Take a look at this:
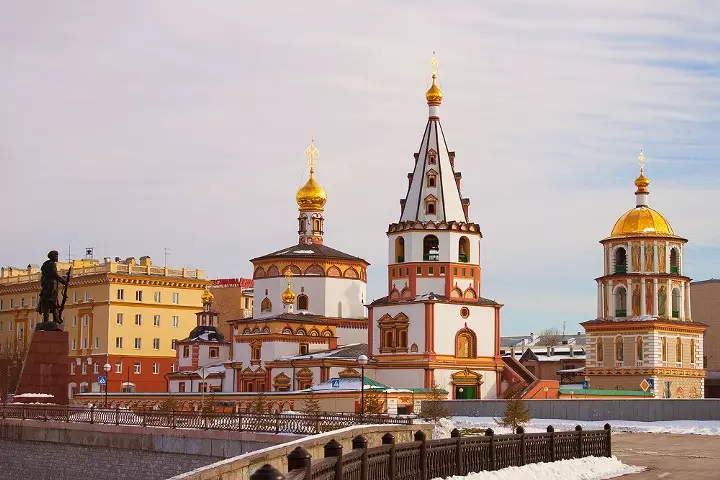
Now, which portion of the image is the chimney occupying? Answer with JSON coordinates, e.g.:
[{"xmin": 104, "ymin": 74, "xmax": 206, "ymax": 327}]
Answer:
[
  {"xmin": 569, "ymin": 345, "xmax": 575, "ymax": 357},
  {"xmin": 140, "ymin": 256, "xmax": 152, "ymax": 267},
  {"xmin": 510, "ymin": 346, "xmax": 516, "ymax": 357},
  {"xmin": 407, "ymin": 173, "xmax": 413, "ymax": 188},
  {"xmin": 547, "ymin": 346, "xmax": 552, "ymax": 357},
  {"xmin": 449, "ymin": 151, "xmax": 456, "ymax": 169},
  {"xmin": 455, "ymin": 172, "xmax": 462, "ymax": 190},
  {"xmin": 530, "ymin": 332, "xmax": 537, "ymax": 342},
  {"xmin": 461, "ymin": 198, "xmax": 470, "ymax": 219}
]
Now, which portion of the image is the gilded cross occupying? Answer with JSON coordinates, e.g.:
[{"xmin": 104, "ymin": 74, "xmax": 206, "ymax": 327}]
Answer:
[
  {"xmin": 430, "ymin": 51, "xmax": 438, "ymax": 77},
  {"xmin": 638, "ymin": 149, "xmax": 646, "ymax": 175},
  {"xmin": 305, "ymin": 136, "xmax": 320, "ymax": 173},
  {"xmin": 285, "ymin": 269, "xmax": 293, "ymax": 287}
]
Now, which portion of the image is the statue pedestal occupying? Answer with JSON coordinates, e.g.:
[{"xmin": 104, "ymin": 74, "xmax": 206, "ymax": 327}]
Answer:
[{"xmin": 15, "ymin": 329, "xmax": 70, "ymax": 405}]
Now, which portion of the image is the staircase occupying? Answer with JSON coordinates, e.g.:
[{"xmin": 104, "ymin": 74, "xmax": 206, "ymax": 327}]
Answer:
[{"xmin": 501, "ymin": 356, "xmax": 559, "ymax": 399}]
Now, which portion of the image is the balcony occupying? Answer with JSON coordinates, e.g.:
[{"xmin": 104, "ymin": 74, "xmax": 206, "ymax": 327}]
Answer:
[
  {"xmin": 615, "ymin": 309, "xmax": 627, "ymax": 317},
  {"xmin": 672, "ymin": 310, "xmax": 680, "ymax": 319},
  {"xmin": 423, "ymin": 254, "xmax": 439, "ymax": 261},
  {"xmin": 614, "ymin": 264, "xmax": 627, "ymax": 274},
  {"xmin": 458, "ymin": 254, "xmax": 468, "ymax": 263},
  {"xmin": 396, "ymin": 256, "xmax": 404, "ymax": 263},
  {"xmin": 670, "ymin": 266, "xmax": 680, "ymax": 274}
]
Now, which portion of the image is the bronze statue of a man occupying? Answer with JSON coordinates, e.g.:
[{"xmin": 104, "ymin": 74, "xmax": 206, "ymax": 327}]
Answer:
[{"xmin": 37, "ymin": 250, "xmax": 68, "ymax": 323}]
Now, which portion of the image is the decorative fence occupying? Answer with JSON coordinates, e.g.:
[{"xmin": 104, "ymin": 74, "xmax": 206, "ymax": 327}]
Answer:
[
  {"xmin": 253, "ymin": 425, "xmax": 612, "ymax": 480},
  {"xmin": 0, "ymin": 404, "xmax": 411, "ymax": 435}
]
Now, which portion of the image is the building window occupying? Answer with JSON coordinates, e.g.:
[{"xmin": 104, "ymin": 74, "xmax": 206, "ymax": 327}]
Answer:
[
  {"xmin": 115, "ymin": 362, "xmax": 122, "ymax": 373},
  {"xmin": 455, "ymin": 328, "xmax": 477, "ymax": 358},
  {"xmin": 425, "ymin": 197, "xmax": 437, "ymax": 215},
  {"xmin": 423, "ymin": 235, "xmax": 439, "ymax": 261},
  {"xmin": 209, "ymin": 347, "xmax": 219, "ymax": 358},
  {"xmin": 84, "ymin": 291, "xmax": 89, "ymax": 302},
  {"xmin": 71, "ymin": 339, "xmax": 76, "ymax": 350},
  {"xmin": 261, "ymin": 297, "xmax": 272, "ymax": 312},
  {"xmin": 117, "ymin": 289, "xmax": 124, "ymax": 300},
  {"xmin": 31, "ymin": 296, "xmax": 36, "ymax": 307},
  {"xmin": 171, "ymin": 339, "xmax": 177, "ymax": 349},
  {"xmin": 115, "ymin": 337, "xmax": 123, "ymax": 349},
  {"xmin": 81, "ymin": 338, "xmax": 88, "ymax": 349},
  {"xmin": 614, "ymin": 247, "xmax": 627, "ymax": 273},
  {"xmin": 72, "ymin": 316, "xmax": 77, "ymax": 327},
  {"xmin": 458, "ymin": 236, "xmax": 470, "ymax": 263},
  {"xmin": 691, "ymin": 339, "xmax": 696, "ymax": 364},
  {"xmin": 134, "ymin": 337, "xmax": 141, "ymax": 349},
  {"xmin": 672, "ymin": 288, "xmax": 681, "ymax": 318},
  {"xmin": 297, "ymin": 294, "xmax": 309, "ymax": 310},
  {"xmin": 154, "ymin": 291, "xmax": 161, "ymax": 303},
  {"xmin": 153, "ymin": 315, "xmax": 160, "ymax": 327},
  {"xmin": 251, "ymin": 343, "xmax": 261, "ymax": 361},
  {"xmin": 135, "ymin": 314, "xmax": 142, "ymax": 326},
  {"xmin": 172, "ymin": 292, "xmax": 180, "ymax": 304},
  {"xmin": 153, "ymin": 338, "xmax": 160, "ymax": 350},
  {"xmin": 636, "ymin": 336, "xmax": 643, "ymax": 361},
  {"xmin": 0, "ymin": 299, "xmax": 3, "ymax": 310},
  {"xmin": 615, "ymin": 336, "xmax": 624, "ymax": 362},
  {"xmin": 82, "ymin": 315, "xmax": 89, "ymax": 327},
  {"xmin": 116, "ymin": 313, "xmax": 123, "ymax": 325},
  {"xmin": 72, "ymin": 293, "xmax": 77, "ymax": 304},
  {"xmin": 70, "ymin": 363, "xmax": 76, "ymax": 375},
  {"xmin": 134, "ymin": 362, "xmax": 141, "ymax": 374},
  {"xmin": 136, "ymin": 290, "xmax": 143, "ymax": 302},
  {"xmin": 95, "ymin": 337, "xmax": 100, "ymax": 349},
  {"xmin": 20, "ymin": 297, "xmax": 25, "ymax": 307},
  {"xmin": 171, "ymin": 364, "xmax": 176, "ymax": 373},
  {"xmin": 614, "ymin": 287, "xmax": 627, "ymax": 317},
  {"xmin": 152, "ymin": 363, "xmax": 159, "ymax": 375},
  {"xmin": 313, "ymin": 218, "xmax": 322, "ymax": 232},
  {"xmin": 81, "ymin": 363, "xmax": 87, "ymax": 375},
  {"xmin": 429, "ymin": 266, "xmax": 434, "ymax": 275},
  {"xmin": 596, "ymin": 338, "xmax": 603, "ymax": 362},
  {"xmin": 395, "ymin": 236, "xmax": 405, "ymax": 263},
  {"xmin": 440, "ymin": 266, "xmax": 446, "ymax": 275},
  {"xmin": 93, "ymin": 363, "xmax": 99, "ymax": 375},
  {"xmin": 426, "ymin": 171, "xmax": 437, "ymax": 188},
  {"xmin": 662, "ymin": 337, "xmax": 667, "ymax": 362},
  {"xmin": 299, "ymin": 343, "xmax": 309, "ymax": 355},
  {"xmin": 427, "ymin": 149, "xmax": 437, "ymax": 164},
  {"xmin": 670, "ymin": 248, "xmax": 680, "ymax": 274},
  {"xmin": 676, "ymin": 337, "xmax": 682, "ymax": 364},
  {"xmin": 172, "ymin": 316, "xmax": 179, "ymax": 328},
  {"xmin": 183, "ymin": 345, "xmax": 190, "ymax": 358},
  {"xmin": 178, "ymin": 382, "xmax": 186, "ymax": 392}
]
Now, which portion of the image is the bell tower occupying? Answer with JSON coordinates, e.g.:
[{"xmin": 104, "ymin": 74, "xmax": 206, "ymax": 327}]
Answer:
[{"xmin": 296, "ymin": 138, "xmax": 327, "ymax": 245}]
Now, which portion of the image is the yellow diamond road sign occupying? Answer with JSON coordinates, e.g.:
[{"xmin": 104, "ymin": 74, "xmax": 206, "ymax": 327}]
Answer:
[{"xmin": 640, "ymin": 379, "xmax": 650, "ymax": 391}]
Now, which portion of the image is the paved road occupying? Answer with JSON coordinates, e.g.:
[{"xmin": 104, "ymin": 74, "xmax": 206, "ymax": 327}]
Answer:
[
  {"xmin": 0, "ymin": 439, "xmax": 218, "ymax": 480},
  {"xmin": 614, "ymin": 432, "xmax": 720, "ymax": 479}
]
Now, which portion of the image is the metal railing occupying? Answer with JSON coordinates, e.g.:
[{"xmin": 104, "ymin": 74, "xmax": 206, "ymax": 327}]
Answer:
[
  {"xmin": 0, "ymin": 404, "xmax": 411, "ymax": 435},
  {"xmin": 262, "ymin": 425, "xmax": 612, "ymax": 480},
  {"xmin": 614, "ymin": 264, "xmax": 627, "ymax": 274}
]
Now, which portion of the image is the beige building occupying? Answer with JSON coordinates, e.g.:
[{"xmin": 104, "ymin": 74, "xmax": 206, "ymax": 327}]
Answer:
[
  {"xmin": 0, "ymin": 256, "xmax": 209, "ymax": 395},
  {"xmin": 208, "ymin": 278, "xmax": 254, "ymax": 341},
  {"xmin": 691, "ymin": 279, "xmax": 720, "ymax": 397}
]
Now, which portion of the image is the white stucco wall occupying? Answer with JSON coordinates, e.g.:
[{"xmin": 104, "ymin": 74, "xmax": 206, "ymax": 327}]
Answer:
[
  {"xmin": 371, "ymin": 303, "xmax": 427, "ymax": 355},
  {"xmin": 432, "ymin": 303, "xmax": 495, "ymax": 357},
  {"xmin": 416, "ymin": 277, "xmax": 446, "ymax": 295},
  {"xmin": 336, "ymin": 326, "xmax": 369, "ymax": 345},
  {"xmin": 374, "ymin": 368, "xmax": 425, "ymax": 389},
  {"xmin": 253, "ymin": 276, "xmax": 366, "ymax": 319}
]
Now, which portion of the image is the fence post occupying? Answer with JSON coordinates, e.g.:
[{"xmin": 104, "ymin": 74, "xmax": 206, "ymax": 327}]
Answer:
[
  {"xmin": 288, "ymin": 445, "xmax": 312, "ymax": 480},
  {"xmin": 517, "ymin": 426, "xmax": 526, "ymax": 466},
  {"xmin": 43, "ymin": 406, "xmax": 47, "ymax": 422},
  {"xmin": 315, "ymin": 415, "xmax": 320, "ymax": 435},
  {"xmin": 353, "ymin": 435, "xmax": 368, "ymax": 480},
  {"xmin": 604, "ymin": 423, "xmax": 612, "ymax": 457},
  {"xmin": 382, "ymin": 432, "xmax": 396, "ymax": 480},
  {"xmin": 22, "ymin": 406, "xmax": 26, "ymax": 421},
  {"xmin": 324, "ymin": 439, "xmax": 343, "ymax": 480},
  {"xmin": 547, "ymin": 426, "xmax": 555, "ymax": 462},
  {"xmin": 485, "ymin": 428, "xmax": 496, "ymax": 471},
  {"xmin": 171, "ymin": 408, "xmax": 176, "ymax": 429},
  {"xmin": 275, "ymin": 411, "xmax": 281, "ymax": 434},
  {"xmin": 143, "ymin": 409, "xmax": 147, "ymax": 428},
  {"xmin": 251, "ymin": 464, "xmax": 285, "ymax": 480},
  {"xmin": 66, "ymin": 405, "xmax": 69, "ymax": 423},
  {"xmin": 90, "ymin": 405, "xmax": 94, "ymax": 424},
  {"xmin": 415, "ymin": 431, "xmax": 427, "ymax": 480},
  {"xmin": 575, "ymin": 425, "xmax": 583, "ymax": 458},
  {"xmin": 451, "ymin": 428, "xmax": 463, "ymax": 475}
]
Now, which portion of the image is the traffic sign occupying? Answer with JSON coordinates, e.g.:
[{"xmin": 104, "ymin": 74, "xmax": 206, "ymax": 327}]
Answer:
[
  {"xmin": 581, "ymin": 380, "xmax": 589, "ymax": 390},
  {"xmin": 331, "ymin": 379, "xmax": 340, "ymax": 388},
  {"xmin": 98, "ymin": 376, "xmax": 107, "ymax": 385},
  {"xmin": 640, "ymin": 378, "xmax": 654, "ymax": 392}
]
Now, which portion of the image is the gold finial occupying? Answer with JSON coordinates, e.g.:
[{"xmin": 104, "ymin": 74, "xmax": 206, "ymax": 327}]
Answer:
[
  {"xmin": 638, "ymin": 149, "xmax": 646, "ymax": 175},
  {"xmin": 201, "ymin": 287, "xmax": 214, "ymax": 305},
  {"xmin": 305, "ymin": 136, "xmax": 320, "ymax": 174},
  {"xmin": 426, "ymin": 51, "xmax": 443, "ymax": 106},
  {"xmin": 634, "ymin": 149, "xmax": 650, "ymax": 194},
  {"xmin": 281, "ymin": 269, "xmax": 296, "ymax": 304}
]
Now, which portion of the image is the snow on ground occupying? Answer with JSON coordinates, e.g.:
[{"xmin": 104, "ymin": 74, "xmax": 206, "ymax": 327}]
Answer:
[
  {"xmin": 432, "ymin": 417, "xmax": 720, "ymax": 438},
  {"xmin": 435, "ymin": 456, "xmax": 644, "ymax": 480}
]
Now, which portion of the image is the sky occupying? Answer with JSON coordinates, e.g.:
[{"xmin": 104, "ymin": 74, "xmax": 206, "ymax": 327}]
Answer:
[{"xmin": 2, "ymin": 1, "xmax": 719, "ymax": 336}]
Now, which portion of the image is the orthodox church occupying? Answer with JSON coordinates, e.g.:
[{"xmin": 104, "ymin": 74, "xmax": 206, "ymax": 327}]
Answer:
[
  {"xmin": 365, "ymin": 64, "xmax": 503, "ymax": 399},
  {"xmin": 581, "ymin": 153, "xmax": 707, "ymax": 397}
]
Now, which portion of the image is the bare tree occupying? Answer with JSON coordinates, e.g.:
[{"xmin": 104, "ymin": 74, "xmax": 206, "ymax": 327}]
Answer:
[
  {"xmin": 536, "ymin": 328, "xmax": 563, "ymax": 347},
  {"xmin": 0, "ymin": 341, "xmax": 26, "ymax": 402}
]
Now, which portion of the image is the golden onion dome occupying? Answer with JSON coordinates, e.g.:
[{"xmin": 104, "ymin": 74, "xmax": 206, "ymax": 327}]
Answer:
[
  {"xmin": 296, "ymin": 170, "xmax": 327, "ymax": 211},
  {"xmin": 201, "ymin": 288, "xmax": 214, "ymax": 305},
  {"xmin": 281, "ymin": 270, "xmax": 296, "ymax": 304},
  {"xmin": 426, "ymin": 73, "xmax": 443, "ymax": 105},
  {"xmin": 634, "ymin": 173, "xmax": 650, "ymax": 193},
  {"xmin": 609, "ymin": 206, "xmax": 674, "ymax": 237}
]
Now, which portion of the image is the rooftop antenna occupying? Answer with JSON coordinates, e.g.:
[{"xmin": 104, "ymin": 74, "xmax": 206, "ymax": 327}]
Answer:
[
  {"xmin": 164, "ymin": 247, "xmax": 169, "ymax": 268},
  {"xmin": 562, "ymin": 321, "xmax": 566, "ymax": 337},
  {"xmin": 67, "ymin": 244, "xmax": 72, "ymax": 262}
]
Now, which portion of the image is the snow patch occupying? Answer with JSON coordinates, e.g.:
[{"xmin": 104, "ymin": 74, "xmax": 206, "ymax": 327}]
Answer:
[
  {"xmin": 292, "ymin": 250, "xmax": 315, "ymax": 254},
  {"xmin": 435, "ymin": 456, "xmax": 644, "ymax": 480}
]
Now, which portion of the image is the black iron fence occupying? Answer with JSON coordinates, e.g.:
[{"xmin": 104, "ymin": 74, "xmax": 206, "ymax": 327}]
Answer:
[
  {"xmin": 0, "ymin": 404, "xmax": 411, "ymax": 435},
  {"xmin": 254, "ymin": 425, "xmax": 612, "ymax": 480}
]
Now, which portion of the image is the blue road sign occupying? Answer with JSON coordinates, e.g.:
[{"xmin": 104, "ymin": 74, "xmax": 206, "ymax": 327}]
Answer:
[
  {"xmin": 331, "ymin": 379, "xmax": 340, "ymax": 388},
  {"xmin": 581, "ymin": 380, "xmax": 589, "ymax": 390},
  {"xmin": 645, "ymin": 378, "xmax": 654, "ymax": 390},
  {"xmin": 98, "ymin": 376, "xmax": 107, "ymax": 385}
]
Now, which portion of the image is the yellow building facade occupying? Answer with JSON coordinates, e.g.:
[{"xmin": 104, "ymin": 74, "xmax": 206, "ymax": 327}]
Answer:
[{"xmin": 0, "ymin": 256, "xmax": 209, "ymax": 395}]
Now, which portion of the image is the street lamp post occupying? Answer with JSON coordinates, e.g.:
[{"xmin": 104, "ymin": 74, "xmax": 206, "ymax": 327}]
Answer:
[
  {"xmin": 103, "ymin": 362, "xmax": 111, "ymax": 408},
  {"xmin": 357, "ymin": 354, "xmax": 368, "ymax": 414},
  {"xmin": 544, "ymin": 386, "xmax": 549, "ymax": 399}
]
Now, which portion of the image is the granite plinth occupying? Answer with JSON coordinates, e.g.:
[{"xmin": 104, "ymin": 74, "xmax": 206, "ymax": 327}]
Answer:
[{"xmin": 15, "ymin": 330, "xmax": 70, "ymax": 405}]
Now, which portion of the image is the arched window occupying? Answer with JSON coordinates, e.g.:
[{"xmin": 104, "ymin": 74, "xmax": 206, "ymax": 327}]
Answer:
[
  {"xmin": 298, "ymin": 215, "xmax": 307, "ymax": 234},
  {"xmin": 670, "ymin": 248, "xmax": 679, "ymax": 274},
  {"xmin": 395, "ymin": 237, "xmax": 405, "ymax": 263},
  {"xmin": 426, "ymin": 170, "xmax": 437, "ymax": 188},
  {"xmin": 615, "ymin": 336, "xmax": 624, "ymax": 362},
  {"xmin": 313, "ymin": 218, "xmax": 322, "ymax": 232},
  {"xmin": 253, "ymin": 327, "xmax": 261, "ymax": 334},
  {"xmin": 455, "ymin": 328, "xmax": 477, "ymax": 358},
  {"xmin": 297, "ymin": 294, "xmax": 309, "ymax": 310},
  {"xmin": 262, "ymin": 327, "xmax": 271, "ymax": 334},
  {"xmin": 614, "ymin": 247, "xmax": 627, "ymax": 273},
  {"xmin": 322, "ymin": 329, "xmax": 332, "ymax": 337},
  {"xmin": 596, "ymin": 338, "xmax": 604, "ymax": 362},
  {"xmin": 614, "ymin": 286, "xmax": 627, "ymax": 317},
  {"xmin": 260, "ymin": 297, "xmax": 272, "ymax": 312},
  {"xmin": 243, "ymin": 328, "xmax": 252, "ymax": 335},
  {"xmin": 458, "ymin": 236, "xmax": 470, "ymax": 263},
  {"xmin": 309, "ymin": 329, "xmax": 319, "ymax": 337},
  {"xmin": 384, "ymin": 330, "xmax": 393, "ymax": 348},
  {"xmin": 662, "ymin": 337, "xmax": 667, "ymax": 362},
  {"xmin": 296, "ymin": 328, "xmax": 307, "ymax": 336},
  {"xmin": 425, "ymin": 195, "xmax": 437, "ymax": 215},
  {"xmin": 399, "ymin": 330, "xmax": 408, "ymax": 348},
  {"xmin": 636, "ymin": 336, "xmax": 644, "ymax": 361},
  {"xmin": 282, "ymin": 327, "xmax": 293, "ymax": 335},
  {"xmin": 690, "ymin": 339, "xmax": 696, "ymax": 364},
  {"xmin": 676, "ymin": 338, "xmax": 682, "ymax": 364},
  {"xmin": 423, "ymin": 235, "xmax": 439, "ymax": 261},
  {"xmin": 671, "ymin": 288, "xmax": 681, "ymax": 318}
]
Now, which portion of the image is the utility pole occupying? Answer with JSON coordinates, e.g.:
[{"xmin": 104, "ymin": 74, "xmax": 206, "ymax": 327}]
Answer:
[{"xmin": 164, "ymin": 248, "xmax": 169, "ymax": 268}]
